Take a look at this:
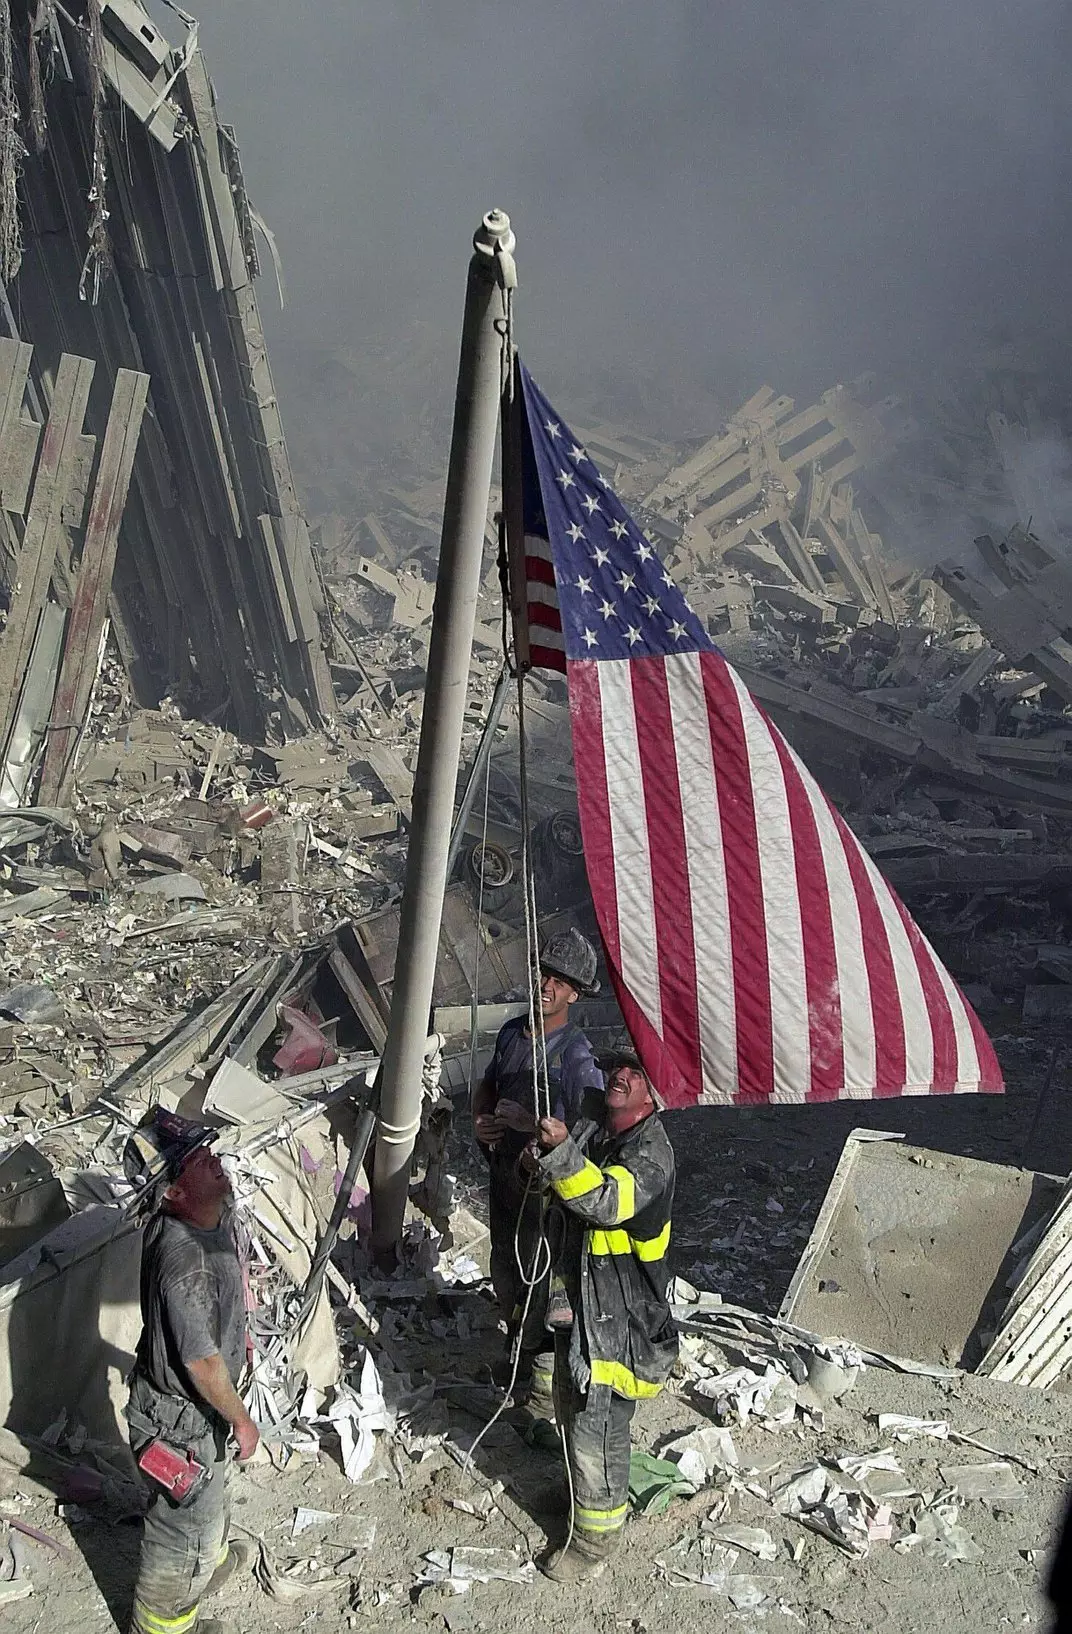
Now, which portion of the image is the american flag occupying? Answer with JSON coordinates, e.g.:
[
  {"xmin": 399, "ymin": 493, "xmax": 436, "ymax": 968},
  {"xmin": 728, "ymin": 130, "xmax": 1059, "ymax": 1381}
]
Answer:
[{"xmin": 509, "ymin": 361, "xmax": 1003, "ymax": 1107}]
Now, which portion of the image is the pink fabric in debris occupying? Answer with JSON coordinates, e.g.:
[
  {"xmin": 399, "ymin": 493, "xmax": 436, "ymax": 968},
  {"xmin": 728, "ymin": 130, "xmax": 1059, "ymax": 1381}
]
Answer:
[{"xmin": 273, "ymin": 1004, "xmax": 338, "ymax": 1073}]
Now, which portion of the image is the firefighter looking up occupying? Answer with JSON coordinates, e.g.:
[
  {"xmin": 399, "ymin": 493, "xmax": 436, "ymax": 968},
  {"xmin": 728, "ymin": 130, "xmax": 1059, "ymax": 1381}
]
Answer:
[
  {"xmin": 535, "ymin": 1051, "xmax": 677, "ymax": 1583},
  {"xmin": 123, "ymin": 1111, "xmax": 258, "ymax": 1634},
  {"xmin": 472, "ymin": 928, "xmax": 604, "ymax": 1412}
]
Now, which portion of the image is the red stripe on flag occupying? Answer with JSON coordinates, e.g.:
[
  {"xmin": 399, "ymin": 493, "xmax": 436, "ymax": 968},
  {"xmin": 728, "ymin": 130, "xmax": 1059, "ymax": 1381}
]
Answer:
[
  {"xmin": 832, "ymin": 804, "xmax": 907, "ymax": 1096},
  {"xmin": 529, "ymin": 643, "xmax": 567, "ymax": 673},
  {"xmin": 527, "ymin": 603, "xmax": 563, "ymax": 631},
  {"xmin": 699, "ymin": 653, "xmax": 774, "ymax": 1104},
  {"xmin": 629, "ymin": 658, "xmax": 702, "ymax": 1091},
  {"xmin": 566, "ymin": 660, "xmax": 620, "ymax": 969},
  {"xmin": 525, "ymin": 555, "xmax": 556, "ymax": 587},
  {"xmin": 769, "ymin": 730, "xmax": 844, "ymax": 1101}
]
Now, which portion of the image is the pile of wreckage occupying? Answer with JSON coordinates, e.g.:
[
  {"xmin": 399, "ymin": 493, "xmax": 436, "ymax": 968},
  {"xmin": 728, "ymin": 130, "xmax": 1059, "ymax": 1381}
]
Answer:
[{"xmin": 5, "ymin": 4, "xmax": 1072, "ymax": 1612}]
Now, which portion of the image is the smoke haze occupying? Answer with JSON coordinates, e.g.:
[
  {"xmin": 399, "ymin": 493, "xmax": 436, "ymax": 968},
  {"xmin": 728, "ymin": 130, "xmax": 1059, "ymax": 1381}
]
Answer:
[{"xmin": 195, "ymin": 2, "xmax": 1072, "ymax": 487}]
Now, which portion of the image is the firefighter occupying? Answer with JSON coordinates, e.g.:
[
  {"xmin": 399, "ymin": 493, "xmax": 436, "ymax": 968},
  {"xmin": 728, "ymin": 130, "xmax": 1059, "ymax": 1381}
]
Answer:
[
  {"xmin": 534, "ymin": 1051, "xmax": 677, "ymax": 1583},
  {"xmin": 472, "ymin": 928, "xmax": 604, "ymax": 1410},
  {"xmin": 122, "ymin": 1110, "xmax": 258, "ymax": 1634}
]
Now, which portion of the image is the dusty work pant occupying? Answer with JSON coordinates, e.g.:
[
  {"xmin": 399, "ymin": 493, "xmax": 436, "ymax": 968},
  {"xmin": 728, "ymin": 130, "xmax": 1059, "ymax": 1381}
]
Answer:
[
  {"xmin": 488, "ymin": 1167, "xmax": 554, "ymax": 1402},
  {"xmin": 131, "ymin": 1424, "xmax": 230, "ymax": 1634},
  {"xmin": 553, "ymin": 1330, "xmax": 636, "ymax": 1540}
]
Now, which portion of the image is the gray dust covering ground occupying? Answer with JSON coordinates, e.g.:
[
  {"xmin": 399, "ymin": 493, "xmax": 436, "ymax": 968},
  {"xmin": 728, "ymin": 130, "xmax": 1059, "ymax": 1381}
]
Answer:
[{"xmin": 1, "ymin": 1025, "xmax": 1070, "ymax": 1633}]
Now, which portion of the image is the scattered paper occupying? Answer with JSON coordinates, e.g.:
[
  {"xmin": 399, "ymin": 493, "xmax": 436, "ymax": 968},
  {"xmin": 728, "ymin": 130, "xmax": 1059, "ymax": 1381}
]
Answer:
[
  {"xmin": 292, "ymin": 1508, "xmax": 339, "ymax": 1538},
  {"xmin": 655, "ymin": 1538, "xmax": 781, "ymax": 1610},
  {"xmin": 662, "ymin": 1425, "xmax": 739, "ymax": 1487},
  {"xmin": 695, "ymin": 1362, "xmax": 800, "ymax": 1429},
  {"xmin": 323, "ymin": 1350, "xmax": 395, "ymax": 1483},
  {"xmin": 877, "ymin": 1414, "xmax": 950, "ymax": 1442},
  {"xmin": 902, "ymin": 1502, "xmax": 983, "ymax": 1564},
  {"xmin": 703, "ymin": 1523, "xmax": 778, "ymax": 1561},
  {"xmin": 833, "ymin": 1447, "xmax": 917, "ymax": 1501},
  {"xmin": 418, "ymin": 1546, "xmax": 535, "ymax": 1591},
  {"xmin": 254, "ymin": 1539, "xmax": 349, "ymax": 1600},
  {"xmin": 939, "ymin": 1462, "xmax": 1025, "ymax": 1506},
  {"xmin": 448, "ymin": 1482, "xmax": 503, "ymax": 1520}
]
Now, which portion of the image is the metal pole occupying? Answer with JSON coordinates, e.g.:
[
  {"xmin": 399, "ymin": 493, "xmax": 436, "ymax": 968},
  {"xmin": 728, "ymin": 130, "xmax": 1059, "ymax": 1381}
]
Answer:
[
  {"xmin": 446, "ymin": 662, "xmax": 512, "ymax": 878},
  {"xmin": 370, "ymin": 209, "xmax": 516, "ymax": 1255}
]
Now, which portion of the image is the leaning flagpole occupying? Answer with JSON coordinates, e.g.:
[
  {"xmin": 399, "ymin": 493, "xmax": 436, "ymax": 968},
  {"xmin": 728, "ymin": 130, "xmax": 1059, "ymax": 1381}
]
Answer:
[{"xmin": 369, "ymin": 209, "xmax": 517, "ymax": 1256}]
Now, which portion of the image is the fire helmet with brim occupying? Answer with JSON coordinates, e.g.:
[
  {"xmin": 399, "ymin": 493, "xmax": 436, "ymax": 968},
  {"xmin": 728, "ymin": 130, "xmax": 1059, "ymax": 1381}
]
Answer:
[
  {"xmin": 123, "ymin": 1108, "xmax": 219, "ymax": 1193},
  {"xmin": 538, "ymin": 927, "xmax": 600, "ymax": 996}
]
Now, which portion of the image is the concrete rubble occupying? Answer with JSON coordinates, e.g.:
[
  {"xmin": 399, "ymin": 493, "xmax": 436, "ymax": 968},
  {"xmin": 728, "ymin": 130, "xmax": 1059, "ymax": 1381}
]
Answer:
[
  {"xmin": 0, "ymin": 352, "xmax": 1070, "ymax": 1622},
  {"xmin": 0, "ymin": 1, "xmax": 1071, "ymax": 1623}
]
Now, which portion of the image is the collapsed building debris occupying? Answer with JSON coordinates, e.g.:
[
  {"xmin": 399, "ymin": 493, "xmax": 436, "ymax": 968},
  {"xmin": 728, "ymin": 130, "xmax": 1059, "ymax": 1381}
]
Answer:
[
  {"xmin": 1, "ymin": 11, "xmax": 1072, "ymax": 1607},
  {"xmin": 6, "ymin": 0, "xmax": 335, "ymax": 741}
]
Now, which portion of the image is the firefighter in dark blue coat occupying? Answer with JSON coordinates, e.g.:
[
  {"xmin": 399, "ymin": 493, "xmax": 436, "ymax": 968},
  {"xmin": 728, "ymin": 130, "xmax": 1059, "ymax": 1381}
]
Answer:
[{"xmin": 472, "ymin": 929, "xmax": 603, "ymax": 1410}]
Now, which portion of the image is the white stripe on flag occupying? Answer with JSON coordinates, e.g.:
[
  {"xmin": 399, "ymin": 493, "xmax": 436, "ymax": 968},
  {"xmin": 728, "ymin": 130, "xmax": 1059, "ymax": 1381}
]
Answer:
[
  {"xmin": 598, "ymin": 660, "xmax": 663, "ymax": 1038},
  {"xmin": 524, "ymin": 533, "xmax": 554, "ymax": 564},
  {"xmin": 665, "ymin": 652, "xmax": 738, "ymax": 1100},
  {"xmin": 857, "ymin": 847, "xmax": 934, "ymax": 1092},
  {"xmin": 931, "ymin": 953, "xmax": 981, "ymax": 1093},
  {"xmin": 530, "ymin": 626, "xmax": 566, "ymax": 651},
  {"xmin": 727, "ymin": 670, "xmax": 811, "ymax": 1104},
  {"xmin": 783, "ymin": 739, "xmax": 877, "ymax": 1095},
  {"xmin": 526, "ymin": 582, "xmax": 560, "ymax": 609}
]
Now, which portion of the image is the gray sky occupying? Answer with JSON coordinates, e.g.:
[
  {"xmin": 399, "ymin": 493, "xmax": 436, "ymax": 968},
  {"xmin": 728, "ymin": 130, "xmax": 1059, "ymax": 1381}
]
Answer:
[{"xmin": 197, "ymin": 1, "xmax": 1072, "ymax": 466}]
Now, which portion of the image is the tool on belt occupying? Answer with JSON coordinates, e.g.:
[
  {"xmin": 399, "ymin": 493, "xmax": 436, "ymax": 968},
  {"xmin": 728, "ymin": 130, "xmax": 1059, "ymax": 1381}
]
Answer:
[{"xmin": 136, "ymin": 1438, "xmax": 210, "ymax": 1507}]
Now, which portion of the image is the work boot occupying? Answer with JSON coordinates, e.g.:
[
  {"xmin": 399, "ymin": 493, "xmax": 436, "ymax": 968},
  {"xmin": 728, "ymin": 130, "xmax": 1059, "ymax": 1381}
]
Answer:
[
  {"xmin": 540, "ymin": 1527, "xmax": 619, "ymax": 1583},
  {"xmin": 205, "ymin": 1540, "xmax": 252, "ymax": 1597}
]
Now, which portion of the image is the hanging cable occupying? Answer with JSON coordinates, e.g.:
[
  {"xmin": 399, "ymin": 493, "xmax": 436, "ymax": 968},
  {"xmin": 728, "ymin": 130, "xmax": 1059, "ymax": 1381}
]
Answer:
[{"xmin": 465, "ymin": 296, "xmax": 575, "ymax": 1558}]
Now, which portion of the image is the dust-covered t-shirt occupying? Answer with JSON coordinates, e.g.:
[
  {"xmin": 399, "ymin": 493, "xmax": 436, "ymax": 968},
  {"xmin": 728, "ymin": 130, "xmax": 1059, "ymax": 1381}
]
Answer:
[{"xmin": 135, "ymin": 1213, "xmax": 246, "ymax": 1401}]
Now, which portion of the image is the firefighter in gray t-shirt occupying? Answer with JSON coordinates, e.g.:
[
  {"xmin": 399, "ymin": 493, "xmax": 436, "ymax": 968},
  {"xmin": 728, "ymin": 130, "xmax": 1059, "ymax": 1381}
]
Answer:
[{"xmin": 123, "ymin": 1111, "xmax": 258, "ymax": 1634}]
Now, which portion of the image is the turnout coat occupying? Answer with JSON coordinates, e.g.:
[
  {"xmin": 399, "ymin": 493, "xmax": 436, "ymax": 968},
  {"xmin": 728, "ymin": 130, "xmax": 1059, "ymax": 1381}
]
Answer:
[{"xmin": 539, "ymin": 1110, "xmax": 678, "ymax": 1398}]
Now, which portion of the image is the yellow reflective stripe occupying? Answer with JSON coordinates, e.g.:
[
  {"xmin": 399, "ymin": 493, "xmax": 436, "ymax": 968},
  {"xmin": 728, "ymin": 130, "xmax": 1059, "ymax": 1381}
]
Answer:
[
  {"xmin": 632, "ymin": 1220, "xmax": 671, "ymax": 1261},
  {"xmin": 589, "ymin": 1221, "xmax": 670, "ymax": 1260},
  {"xmin": 132, "ymin": 1601, "xmax": 200, "ymax": 1634},
  {"xmin": 590, "ymin": 1359, "xmax": 663, "ymax": 1399},
  {"xmin": 552, "ymin": 1158, "xmax": 603, "ymax": 1201},
  {"xmin": 590, "ymin": 1227, "xmax": 630, "ymax": 1256},
  {"xmin": 576, "ymin": 1501, "xmax": 628, "ymax": 1533},
  {"xmin": 217, "ymin": 1542, "xmax": 230, "ymax": 1568},
  {"xmin": 604, "ymin": 1164, "xmax": 636, "ymax": 1223}
]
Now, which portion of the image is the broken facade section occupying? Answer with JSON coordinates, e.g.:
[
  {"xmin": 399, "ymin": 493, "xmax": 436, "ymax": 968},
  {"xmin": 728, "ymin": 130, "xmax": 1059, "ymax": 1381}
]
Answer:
[{"xmin": 6, "ymin": 0, "xmax": 334, "ymax": 743}]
